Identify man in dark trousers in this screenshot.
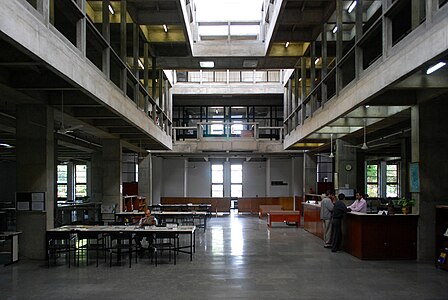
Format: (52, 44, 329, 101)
(331, 193, 348, 252)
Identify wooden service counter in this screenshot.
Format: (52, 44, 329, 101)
(303, 202, 323, 239)
(343, 212, 418, 260)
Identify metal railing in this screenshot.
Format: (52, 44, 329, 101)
(172, 122, 283, 142)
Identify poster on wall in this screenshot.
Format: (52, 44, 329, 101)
(409, 162, 420, 193)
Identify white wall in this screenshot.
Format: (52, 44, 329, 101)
(187, 161, 211, 197)
(154, 156, 304, 198)
(162, 158, 185, 197)
(243, 161, 266, 197)
(269, 158, 292, 196)
(152, 156, 163, 204)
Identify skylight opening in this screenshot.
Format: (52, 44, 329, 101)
(195, 0, 263, 40)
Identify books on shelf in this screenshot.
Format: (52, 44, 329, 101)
(438, 252, 446, 264)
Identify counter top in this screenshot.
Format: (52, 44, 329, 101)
(348, 212, 419, 216)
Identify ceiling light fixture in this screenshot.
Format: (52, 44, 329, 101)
(108, 4, 114, 15)
(365, 105, 370, 108)
(332, 25, 338, 34)
(347, 1, 357, 13)
(299, 78, 302, 82)
(426, 62, 446, 74)
(285, 41, 290, 48)
(0, 143, 12, 148)
(315, 57, 320, 65)
(163, 24, 168, 33)
(200, 61, 214, 68)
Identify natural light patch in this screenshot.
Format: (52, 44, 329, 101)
(195, 0, 263, 40)
(195, 0, 263, 22)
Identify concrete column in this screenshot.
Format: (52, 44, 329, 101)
(102, 0, 111, 78)
(224, 160, 230, 197)
(67, 161, 74, 201)
(133, 23, 139, 103)
(293, 68, 299, 127)
(90, 152, 103, 203)
(300, 58, 307, 123)
(101, 139, 122, 221)
(184, 158, 188, 197)
(76, 0, 86, 57)
(354, 0, 363, 80)
(382, 0, 392, 60)
(144, 43, 149, 114)
(120, 0, 127, 93)
(321, 22, 328, 105)
(266, 158, 271, 196)
(334, 139, 357, 192)
(335, 0, 343, 95)
(37, 0, 50, 24)
(303, 152, 317, 195)
(138, 153, 152, 206)
(16, 105, 54, 259)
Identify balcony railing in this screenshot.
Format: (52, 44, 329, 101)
(173, 122, 283, 142)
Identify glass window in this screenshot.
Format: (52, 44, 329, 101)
(366, 164, 378, 197)
(57, 165, 68, 198)
(57, 165, 68, 183)
(231, 164, 243, 197)
(212, 184, 224, 197)
(75, 164, 87, 198)
(212, 164, 223, 184)
(231, 184, 242, 197)
(386, 163, 399, 197)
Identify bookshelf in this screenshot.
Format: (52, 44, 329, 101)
(122, 195, 146, 212)
(435, 205, 448, 271)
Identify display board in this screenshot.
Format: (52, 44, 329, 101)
(16, 192, 45, 212)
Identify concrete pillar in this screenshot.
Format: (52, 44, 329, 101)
(321, 22, 328, 105)
(101, 139, 122, 221)
(67, 161, 74, 201)
(300, 58, 307, 123)
(138, 153, 152, 206)
(90, 152, 103, 203)
(184, 158, 188, 197)
(76, 0, 86, 56)
(354, 0, 363, 80)
(120, 0, 127, 93)
(102, 0, 111, 78)
(224, 160, 230, 197)
(266, 158, 271, 196)
(334, 139, 357, 192)
(16, 105, 54, 259)
(144, 43, 149, 114)
(133, 23, 139, 103)
(335, 0, 343, 95)
(303, 152, 317, 195)
(37, 0, 50, 24)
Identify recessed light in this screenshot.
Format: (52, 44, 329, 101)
(332, 25, 338, 34)
(108, 4, 114, 15)
(285, 41, 290, 48)
(426, 62, 446, 74)
(138, 59, 144, 69)
(163, 24, 168, 33)
(315, 58, 320, 65)
(200, 61, 214, 68)
(347, 1, 357, 13)
(365, 105, 370, 108)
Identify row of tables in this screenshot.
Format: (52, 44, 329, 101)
(47, 224, 197, 262)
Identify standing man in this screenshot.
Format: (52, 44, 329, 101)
(331, 193, 348, 252)
(320, 190, 335, 248)
(347, 192, 367, 213)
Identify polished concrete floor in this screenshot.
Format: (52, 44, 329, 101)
(1, 212, 447, 299)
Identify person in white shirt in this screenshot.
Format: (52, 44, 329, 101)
(347, 192, 367, 213)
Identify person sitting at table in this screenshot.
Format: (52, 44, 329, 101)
(347, 192, 367, 213)
(135, 209, 158, 255)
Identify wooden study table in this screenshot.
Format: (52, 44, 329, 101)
(152, 211, 208, 231)
(47, 225, 197, 262)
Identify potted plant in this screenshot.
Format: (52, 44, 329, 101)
(397, 198, 415, 215)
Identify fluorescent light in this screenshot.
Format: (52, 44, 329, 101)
(347, 1, 357, 13)
(163, 24, 168, 33)
(0, 143, 12, 148)
(200, 61, 214, 68)
(138, 59, 144, 69)
(365, 105, 370, 108)
(332, 25, 338, 34)
(298, 78, 302, 82)
(315, 57, 320, 65)
(426, 62, 446, 74)
(285, 41, 290, 48)
(108, 4, 114, 15)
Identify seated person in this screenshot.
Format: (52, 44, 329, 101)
(135, 209, 157, 254)
(347, 192, 367, 213)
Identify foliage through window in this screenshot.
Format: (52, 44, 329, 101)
(386, 164, 399, 197)
(75, 165, 87, 198)
(57, 165, 68, 198)
(366, 164, 378, 197)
